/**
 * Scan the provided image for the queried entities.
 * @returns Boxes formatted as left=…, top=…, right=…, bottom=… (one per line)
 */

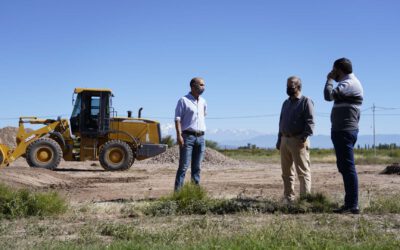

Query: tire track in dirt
left=0, top=163, right=149, bottom=192
left=1, top=158, right=400, bottom=204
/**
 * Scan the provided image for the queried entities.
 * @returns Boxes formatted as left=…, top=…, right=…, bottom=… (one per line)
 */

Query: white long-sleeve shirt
left=175, top=92, right=207, bottom=132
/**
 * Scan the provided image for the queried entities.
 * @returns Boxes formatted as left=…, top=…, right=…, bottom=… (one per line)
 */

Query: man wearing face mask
left=324, top=58, right=363, bottom=214
left=174, top=77, right=207, bottom=191
left=276, top=76, right=315, bottom=203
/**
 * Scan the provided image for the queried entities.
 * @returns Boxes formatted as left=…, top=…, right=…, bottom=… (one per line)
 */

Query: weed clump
left=100, top=223, right=139, bottom=241
left=145, top=183, right=210, bottom=216
left=144, top=184, right=337, bottom=216
left=293, top=193, right=337, bottom=213
left=364, top=194, right=400, bottom=214
left=0, top=183, right=67, bottom=219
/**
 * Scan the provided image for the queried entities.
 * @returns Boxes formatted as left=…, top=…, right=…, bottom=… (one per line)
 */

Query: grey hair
left=287, top=76, right=302, bottom=91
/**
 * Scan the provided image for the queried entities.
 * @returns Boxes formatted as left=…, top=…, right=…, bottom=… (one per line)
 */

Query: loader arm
left=0, top=117, right=69, bottom=168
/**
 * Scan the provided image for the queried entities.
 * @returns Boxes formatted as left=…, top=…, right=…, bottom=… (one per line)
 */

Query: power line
left=361, top=107, right=372, bottom=112
left=0, top=114, right=70, bottom=121
left=2, top=114, right=400, bottom=121
left=207, top=114, right=279, bottom=120
left=362, top=113, right=400, bottom=116
left=147, top=114, right=280, bottom=120
left=362, top=106, right=400, bottom=111
left=2, top=106, right=400, bottom=121
left=375, top=106, right=400, bottom=110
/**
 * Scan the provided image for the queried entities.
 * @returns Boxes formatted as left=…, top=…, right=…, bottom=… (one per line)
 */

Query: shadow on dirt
left=54, top=168, right=105, bottom=172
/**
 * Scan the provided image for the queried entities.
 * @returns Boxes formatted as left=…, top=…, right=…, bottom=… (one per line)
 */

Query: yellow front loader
left=0, top=88, right=167, bottom=171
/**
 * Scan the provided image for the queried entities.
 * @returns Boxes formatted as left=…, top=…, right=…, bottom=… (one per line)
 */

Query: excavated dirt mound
left=0, top=127, right=18, bottom=147
left=143, top=145, right=240, bottom=165
left=381, top=163, right=400, bottom=175
left=0, top=126, right=33, bottom=148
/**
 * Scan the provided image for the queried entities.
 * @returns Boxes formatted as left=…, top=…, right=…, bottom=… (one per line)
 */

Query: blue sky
left=1, top=0, right=400, bottom=136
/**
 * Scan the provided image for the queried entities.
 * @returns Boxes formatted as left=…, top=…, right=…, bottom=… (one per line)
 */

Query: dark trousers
left=331, top=130, right=359, bottom=208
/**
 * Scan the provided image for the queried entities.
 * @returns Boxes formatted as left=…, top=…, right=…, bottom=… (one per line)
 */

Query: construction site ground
left=1, top=158, right=398, bottom=205
left=1, top=127, right=396, bottom=204
left=1, top=154, right=400, bottom=249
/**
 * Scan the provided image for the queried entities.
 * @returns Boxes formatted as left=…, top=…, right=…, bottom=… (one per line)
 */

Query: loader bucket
left=0, top=144, right=10, bottom=167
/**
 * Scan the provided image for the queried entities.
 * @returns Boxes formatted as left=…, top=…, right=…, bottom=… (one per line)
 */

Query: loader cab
left=70, top=88, right=112, bottom=136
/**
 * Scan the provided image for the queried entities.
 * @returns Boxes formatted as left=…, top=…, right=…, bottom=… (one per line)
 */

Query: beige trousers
left=280, top=136, right=311, bottom=201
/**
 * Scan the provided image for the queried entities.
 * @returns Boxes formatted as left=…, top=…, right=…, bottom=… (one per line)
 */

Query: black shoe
left=333, top=206, right=360, bottom=214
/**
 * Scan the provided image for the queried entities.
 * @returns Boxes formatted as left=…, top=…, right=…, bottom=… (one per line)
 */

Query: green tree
left=206, top=140, right=220, bottom=150
left=161, top=135, right=175, bottom=148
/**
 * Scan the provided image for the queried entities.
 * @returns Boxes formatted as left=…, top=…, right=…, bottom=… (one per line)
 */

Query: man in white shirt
left=174, top=77, right=207, bottom=191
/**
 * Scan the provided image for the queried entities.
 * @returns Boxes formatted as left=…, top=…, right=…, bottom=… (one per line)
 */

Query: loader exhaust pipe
left=138, top=107, right=143, bottom=118
left=127, top=110, right=132, bottom=118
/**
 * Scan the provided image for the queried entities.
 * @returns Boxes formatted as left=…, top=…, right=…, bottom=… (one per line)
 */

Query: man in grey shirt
left=324, top=58, right=363, bottom=214
left=276, top=76, right=315, bottom=202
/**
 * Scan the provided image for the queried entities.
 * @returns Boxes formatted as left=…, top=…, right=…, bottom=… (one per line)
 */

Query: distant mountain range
left=160, top=124, right=400, bottom=149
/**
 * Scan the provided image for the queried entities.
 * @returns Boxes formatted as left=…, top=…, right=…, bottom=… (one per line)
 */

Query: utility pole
left=372, top=104, right=376, bottom=157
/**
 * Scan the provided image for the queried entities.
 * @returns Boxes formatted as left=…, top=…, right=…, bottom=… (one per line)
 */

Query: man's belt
left=182, top=130, right=205, bottom=137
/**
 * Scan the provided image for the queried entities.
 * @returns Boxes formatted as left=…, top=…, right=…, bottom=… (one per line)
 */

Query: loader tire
left=26, top=138, right=63, bottom=170
left=99, top=140, right=134, bottom=171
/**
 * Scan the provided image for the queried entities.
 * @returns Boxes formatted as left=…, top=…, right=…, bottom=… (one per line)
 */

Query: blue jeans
left=331, top=130, right=359, bottom=208
left=174, top=134, right=205, bottom=191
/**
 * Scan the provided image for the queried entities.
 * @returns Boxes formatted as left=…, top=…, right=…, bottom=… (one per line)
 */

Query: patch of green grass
left=364, top=194, right=400, bottom=214
left=273, top=193, right=337, bottom=214
left=144, top=184, right=337, bottom=216
left=219, top=148, right=400, bottom=164
left=0, top=183, right=67, bottom=219
left=195, top=217, right=399, bottom=250
left=220, top=148, right=281, bottom=163
left=76, top=223, right=101, bottom=245
left=144, top=183, right=210, bottom=216
left=100, top=223, right=140, bottom=241
left=169, top=182, right=208, bottom=203
left=37, top=216, right=400, bottom=250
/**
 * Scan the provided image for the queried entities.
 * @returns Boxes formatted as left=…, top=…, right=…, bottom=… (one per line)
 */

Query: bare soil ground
left=2, top=128, right=399, bottom=204
left=1, top=158, right=399, bottom=206
left=1, top=156, right=400, bottom=249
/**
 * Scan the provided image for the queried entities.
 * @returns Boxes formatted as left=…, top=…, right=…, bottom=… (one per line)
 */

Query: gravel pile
left=143, top=145, right=239, bottom=166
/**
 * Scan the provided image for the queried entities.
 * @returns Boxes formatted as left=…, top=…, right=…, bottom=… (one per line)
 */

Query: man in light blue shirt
left=174, top=77, right=207, bottom=191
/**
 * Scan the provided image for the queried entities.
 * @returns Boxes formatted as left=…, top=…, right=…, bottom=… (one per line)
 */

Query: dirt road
left=0, top=158, right=399, bottom=204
